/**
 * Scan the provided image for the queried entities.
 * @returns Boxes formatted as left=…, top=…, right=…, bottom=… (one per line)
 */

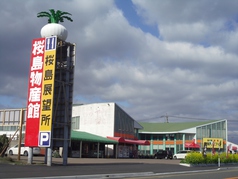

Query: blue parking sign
left=39, top=132, right=51, bottom=147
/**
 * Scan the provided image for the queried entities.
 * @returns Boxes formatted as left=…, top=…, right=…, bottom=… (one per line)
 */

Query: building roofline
left=139, top=119, right=226, bottom=133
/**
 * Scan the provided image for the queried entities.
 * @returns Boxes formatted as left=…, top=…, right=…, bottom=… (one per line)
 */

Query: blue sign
left=39, top=132, right=51, bottom=147
left=45, top=36, right=57, bottom=50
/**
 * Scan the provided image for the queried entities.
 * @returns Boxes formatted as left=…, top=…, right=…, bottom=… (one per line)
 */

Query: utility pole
left=166, top=115, right=169, bottom=123
left=160, top=114, right=169, bottom=123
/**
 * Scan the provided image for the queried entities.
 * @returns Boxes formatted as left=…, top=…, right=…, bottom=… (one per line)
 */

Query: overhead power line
left=140, top=114, right=227, bottom=123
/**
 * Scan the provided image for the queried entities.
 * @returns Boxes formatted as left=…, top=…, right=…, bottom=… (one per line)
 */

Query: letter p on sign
left=39, top=132, right=51, bottom=147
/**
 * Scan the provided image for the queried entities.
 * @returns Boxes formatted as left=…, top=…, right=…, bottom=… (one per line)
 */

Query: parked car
left=154, top=150, right=173, bottom=159
left=173, top=150, right=191, bottom=159
left=8, top=143, right=41, bottom=156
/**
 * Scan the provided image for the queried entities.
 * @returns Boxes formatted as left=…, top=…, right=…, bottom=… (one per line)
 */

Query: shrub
left=233, top=154, right=238, bottom=162
left=204, top=153, right=218, bottom=164
left=52, top=150, right=61, bottom=158
left=182, top=152, right=238, bottom=164
left=183, top=152, right=204, bottom=164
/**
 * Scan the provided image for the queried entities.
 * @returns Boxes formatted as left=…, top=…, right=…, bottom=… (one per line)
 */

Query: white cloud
left=132, top=0, right=238, bottom=55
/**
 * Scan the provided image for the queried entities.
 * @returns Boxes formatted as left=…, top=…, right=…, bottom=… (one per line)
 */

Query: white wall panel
left=72, top=103, right=115, bottom=137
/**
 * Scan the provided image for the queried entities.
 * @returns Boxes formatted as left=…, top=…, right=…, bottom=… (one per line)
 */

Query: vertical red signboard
left=25, top=38, right=45, bottom=147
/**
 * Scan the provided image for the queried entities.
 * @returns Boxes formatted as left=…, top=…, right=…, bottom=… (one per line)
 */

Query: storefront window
left=71, top=116, right=80, bottom=130
left=207, top=125, right=211, bottom=137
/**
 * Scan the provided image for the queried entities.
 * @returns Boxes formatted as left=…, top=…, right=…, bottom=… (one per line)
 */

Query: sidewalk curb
left=180, top=163, right=238, bottom=167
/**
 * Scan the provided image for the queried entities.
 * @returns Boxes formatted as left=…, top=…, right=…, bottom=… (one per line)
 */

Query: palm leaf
left=59, top=16, right=73, bottom=22
left=37, top=11, right=51, bottom=18
left=60, top=12, right=72, bottom=16
left=37, top=9, right=73, bottom=23
left=55, top=10, right=63, bottom=23
left=37, top=11, right=52, bottom=23
left=49, top=9, right=56, bottom=18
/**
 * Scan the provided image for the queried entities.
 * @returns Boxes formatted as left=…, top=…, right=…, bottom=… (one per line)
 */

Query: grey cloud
left=0, top=0, right=237, bottom=143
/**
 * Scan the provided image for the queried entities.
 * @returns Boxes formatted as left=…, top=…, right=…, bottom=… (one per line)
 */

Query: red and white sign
left=25, top=38, right=45, bottom=147
left=25, top=36, right=57, bottom=147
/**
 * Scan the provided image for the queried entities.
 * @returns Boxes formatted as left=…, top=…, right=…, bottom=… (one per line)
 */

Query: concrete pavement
left=10, top=155, right=181, bottom=165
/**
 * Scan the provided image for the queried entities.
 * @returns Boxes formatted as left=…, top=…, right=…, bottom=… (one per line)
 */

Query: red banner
left=25, top=38, right=45, bottom=147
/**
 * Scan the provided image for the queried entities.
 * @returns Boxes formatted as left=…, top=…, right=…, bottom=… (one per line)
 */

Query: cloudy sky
left=0, top=0, right=237, bottom=144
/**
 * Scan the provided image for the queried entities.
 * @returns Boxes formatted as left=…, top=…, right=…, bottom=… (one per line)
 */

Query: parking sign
left=39, top=132, right=51, bottom=147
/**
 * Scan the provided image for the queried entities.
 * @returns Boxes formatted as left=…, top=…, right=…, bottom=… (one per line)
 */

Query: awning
left=107, top=136, right=150, bottom=145
left=185, top=142, right=200, bottom=148
left=232, top=146, right=237, bottom=151
left=107, top=137, right=125, bottom=143
left=124, top=139, right=150, bottom=145
left=71, top=131, right=118, bottom=144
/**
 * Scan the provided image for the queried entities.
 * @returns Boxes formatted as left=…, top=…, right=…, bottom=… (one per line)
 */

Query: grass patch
left=0, top=156, right=28, bottom=165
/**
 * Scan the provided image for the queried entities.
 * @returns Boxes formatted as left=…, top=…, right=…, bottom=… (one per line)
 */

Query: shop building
left=0, top=103, right=230, bottom=158
left=71, top=103, right=149, bottom=158
left=138, top=120, right=228, bottom=155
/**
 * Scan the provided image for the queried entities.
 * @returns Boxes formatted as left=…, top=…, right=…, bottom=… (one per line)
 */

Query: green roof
left=71, top=131, right=118, bottom=144
left=139, top=120, right=221, bottom=133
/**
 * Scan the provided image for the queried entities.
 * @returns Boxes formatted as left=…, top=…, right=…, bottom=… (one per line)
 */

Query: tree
left=37, top=9, right=73, bottom=23
left=0, top=135, right=9, bottom=157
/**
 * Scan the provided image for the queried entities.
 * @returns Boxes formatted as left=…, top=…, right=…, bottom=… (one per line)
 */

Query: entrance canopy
left=107, top=136, right=150, bottom=145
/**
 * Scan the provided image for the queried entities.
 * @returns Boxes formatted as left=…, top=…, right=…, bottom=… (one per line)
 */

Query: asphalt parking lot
left=2, top=155, right=237, bottom=179
left=0, top=155, right=209, bottom=179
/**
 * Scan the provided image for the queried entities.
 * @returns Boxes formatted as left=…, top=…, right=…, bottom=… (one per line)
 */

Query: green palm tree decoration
left=37, top=9, right=73, bottom=23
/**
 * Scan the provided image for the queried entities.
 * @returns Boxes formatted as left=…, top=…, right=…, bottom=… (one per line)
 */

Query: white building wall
left=72, top=103, right=115, bottom=137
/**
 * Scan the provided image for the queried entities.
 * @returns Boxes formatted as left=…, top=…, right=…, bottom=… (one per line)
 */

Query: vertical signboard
left=38, top=37, right=57, bottom=147
left=25, top=38, right=45, bottom=147
left=25, top=36, right=57, bottom=147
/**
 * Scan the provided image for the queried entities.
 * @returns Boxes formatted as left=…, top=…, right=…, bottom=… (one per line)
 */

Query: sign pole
left=47, top=147, right=52, bottom=166
left=18, top=109, right=24, bottom=161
